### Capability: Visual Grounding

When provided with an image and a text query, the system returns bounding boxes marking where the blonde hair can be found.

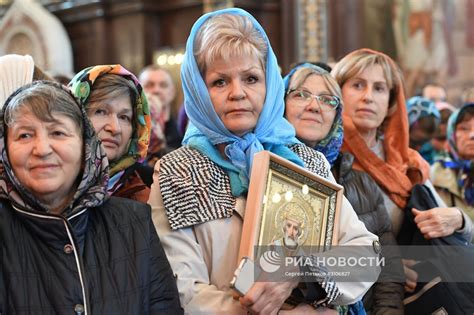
[331,50,404,113]
[288,66,343,101]
[194,14,267,74]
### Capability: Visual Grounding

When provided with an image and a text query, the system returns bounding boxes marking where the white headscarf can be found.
[0,54,35,108]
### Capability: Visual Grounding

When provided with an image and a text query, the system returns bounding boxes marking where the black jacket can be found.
[0,196,183,315]
[333,152,404,315]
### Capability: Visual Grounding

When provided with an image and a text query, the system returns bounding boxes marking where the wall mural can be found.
[333,0,473,105]
[391,0,474,103]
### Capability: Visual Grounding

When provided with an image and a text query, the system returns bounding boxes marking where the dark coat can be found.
[333,152,404,315]
[0,196,183,315]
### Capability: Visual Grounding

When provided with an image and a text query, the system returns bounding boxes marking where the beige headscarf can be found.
[0,54,35,108]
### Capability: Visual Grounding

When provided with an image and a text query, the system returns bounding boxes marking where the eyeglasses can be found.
[286,89,340,111]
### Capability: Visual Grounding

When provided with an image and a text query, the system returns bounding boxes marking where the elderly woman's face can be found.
[455,116,474,160]
[87,96,133,163]
[7,109,83,208]
[204,54,266,137]
[285,75,337,147]
[341,64,390,135]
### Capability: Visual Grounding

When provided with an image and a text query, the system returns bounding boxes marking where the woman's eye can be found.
[212,79,226,87]
[52,130,66,137]
[246,76,258,84]
[119,115,132,123]
[375,85,387,92]
[301,91,312,99]
[291,91,306,99]
[294,93,304,99]
[352,82,363,89]
[94,108,107,115]
[18,133,31,139]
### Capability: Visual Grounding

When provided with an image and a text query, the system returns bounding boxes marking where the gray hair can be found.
[4,81,83,133]
[287,66,343,101]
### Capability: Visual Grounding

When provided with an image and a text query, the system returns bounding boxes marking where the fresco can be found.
[391,0,474,103]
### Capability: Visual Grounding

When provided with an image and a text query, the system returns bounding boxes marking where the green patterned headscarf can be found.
[69,65,151,178]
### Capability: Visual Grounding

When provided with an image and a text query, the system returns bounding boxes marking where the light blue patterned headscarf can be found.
[442,103,474,205]
[283,63,343,166]
[447,103,474,160]
[181,8,303,196]
[406,96,440,126]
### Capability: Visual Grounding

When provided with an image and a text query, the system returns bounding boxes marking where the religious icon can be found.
[238,151,342,262]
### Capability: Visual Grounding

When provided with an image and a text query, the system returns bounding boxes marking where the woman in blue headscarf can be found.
[148,8,379,314]
[284,63,404,314]
[431,103,474,242]
[406,96,441,163]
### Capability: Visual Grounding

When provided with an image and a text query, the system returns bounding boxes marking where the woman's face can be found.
[455,116,474,160]
[285,75,337,147]
[205,55,266,137]
[409,123,435,150]
[87,95,133,163]
[7,110,83,209]
[341,65,390,135]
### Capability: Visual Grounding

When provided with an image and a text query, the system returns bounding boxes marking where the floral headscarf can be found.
[69,65,151,190]
[0,81,109,216]
[283,63,343,166]
[441,103,474,205]
[181,8,303,196]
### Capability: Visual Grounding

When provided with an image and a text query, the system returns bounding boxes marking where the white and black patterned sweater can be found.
[159,143,329,230]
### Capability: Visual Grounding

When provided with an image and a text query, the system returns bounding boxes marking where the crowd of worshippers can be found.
[0,7,473,315]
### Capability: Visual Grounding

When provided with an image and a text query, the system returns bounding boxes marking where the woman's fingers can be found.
[241,281,295,314]
[402,259,418,292]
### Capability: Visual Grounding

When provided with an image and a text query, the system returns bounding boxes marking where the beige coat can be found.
[149,158,380,314]
[431,162,474,242]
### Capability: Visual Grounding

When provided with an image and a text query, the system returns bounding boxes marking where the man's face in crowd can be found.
[140,69,176,108]
[422,85,447,103]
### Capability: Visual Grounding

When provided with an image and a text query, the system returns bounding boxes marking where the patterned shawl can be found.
[0,81,109,216]
[181,8,303,196]
[340,48,430,209]
[283,63,344,166]
[68,65,151,193]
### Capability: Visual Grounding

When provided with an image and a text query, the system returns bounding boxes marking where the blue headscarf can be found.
[283,63,343,166]
[181,8,303,196]
[441,103,474,205]
[406,96,440,126]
